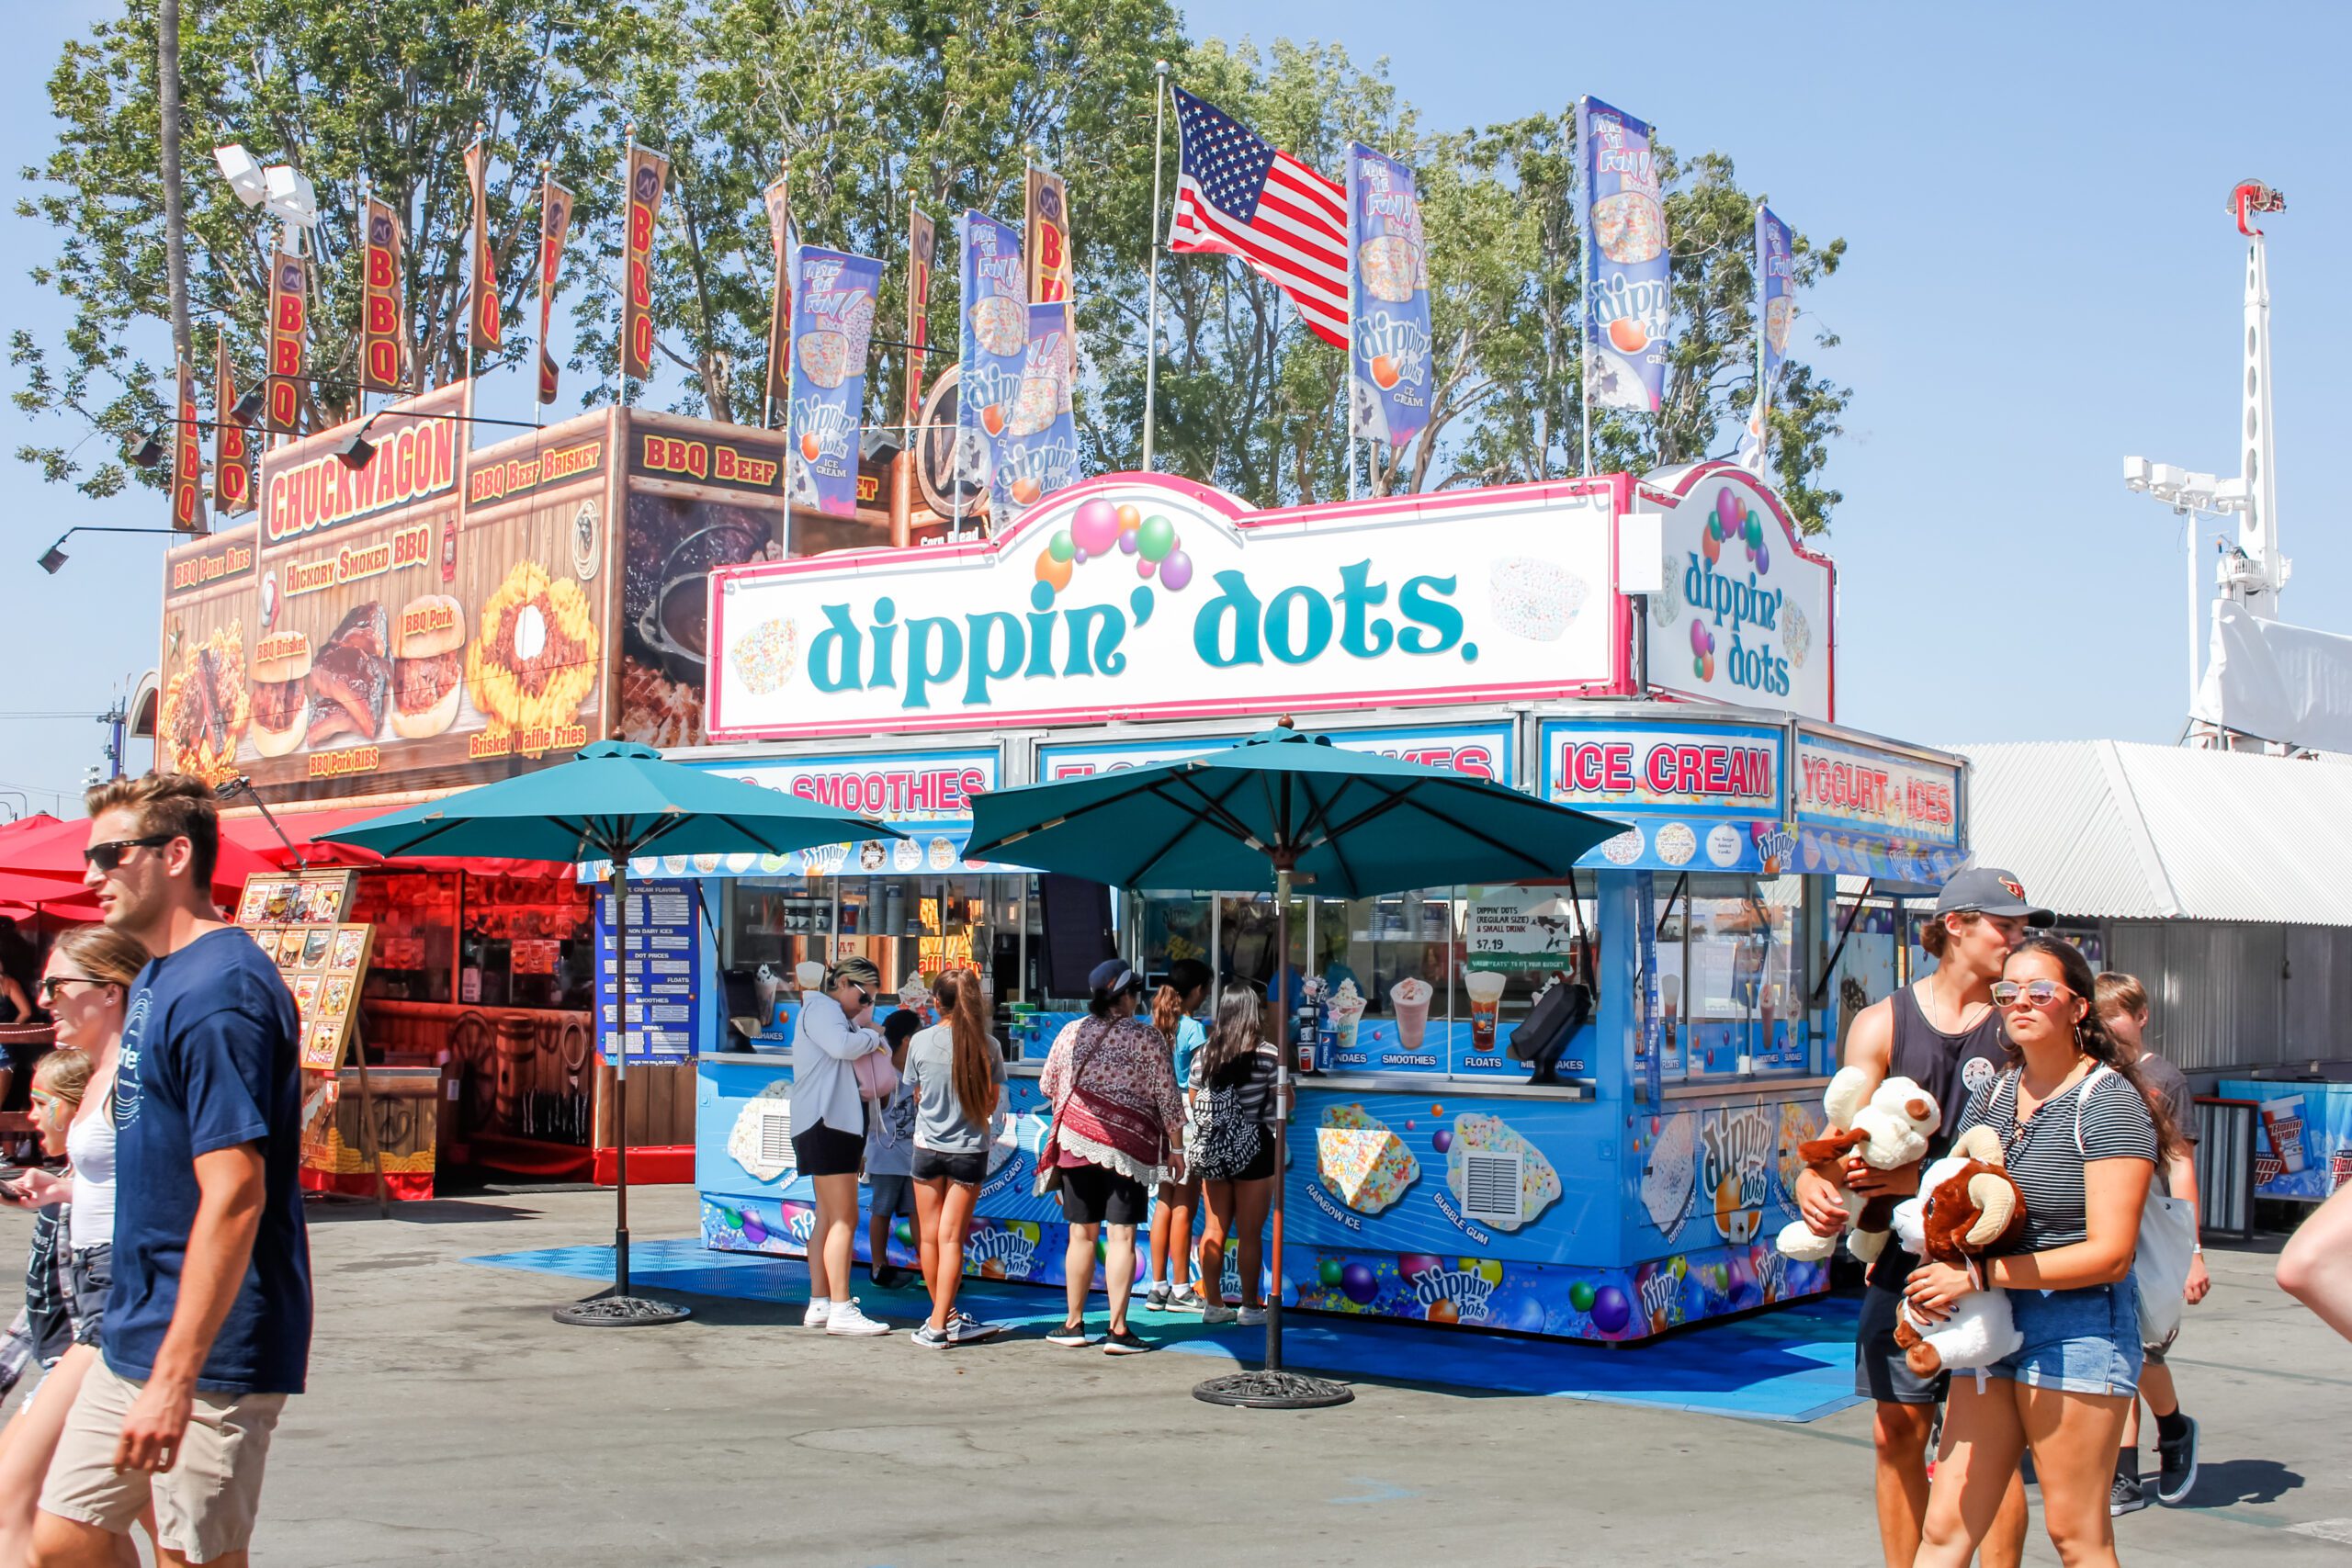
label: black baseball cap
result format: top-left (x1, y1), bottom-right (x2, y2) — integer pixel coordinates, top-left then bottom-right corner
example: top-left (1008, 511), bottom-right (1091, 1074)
top-left (1934, 866), bottom-right (2052, 927)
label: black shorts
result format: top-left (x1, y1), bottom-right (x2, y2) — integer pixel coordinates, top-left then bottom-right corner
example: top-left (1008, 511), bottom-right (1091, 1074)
top-left (1057, 1162), bottom-right (1148, 1227)
top-left (1855, 1247), bottom-right (1949, 1405)
top-left (912, 1146), bottom-right (988, 1187)
top-left (793, 1118), bottom-right (866, 1178)
top-left (1198, 1130), bottom-right (1276, 1184)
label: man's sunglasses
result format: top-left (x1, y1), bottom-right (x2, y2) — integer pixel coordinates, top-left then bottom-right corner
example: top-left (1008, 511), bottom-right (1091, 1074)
top-left (1990, 979), bottom-right (2073, 1008)
top-left (83, 834), bottom-right (176, 874)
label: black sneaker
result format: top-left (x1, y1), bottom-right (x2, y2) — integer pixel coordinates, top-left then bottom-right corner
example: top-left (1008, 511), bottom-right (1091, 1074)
top-left (1102, 1328), bottom-right (1151, 1355)
top-left (1046, 1322), bottom-right (1095, 1348)
top-left (2155, 1416), bottom-right (2199, 1505)
top-left (2110, 1471), bottom-right (2149, 1517)
top-left (870, 1264), bottom-right (913, 1291)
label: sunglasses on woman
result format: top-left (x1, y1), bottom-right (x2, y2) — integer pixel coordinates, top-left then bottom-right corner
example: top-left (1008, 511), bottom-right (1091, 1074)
top-left (38, 976), bottom-right (106, 1003)
top-left (1990, 979), bottom-right (2073, 1008)
top-left (83, 833), bottom-right (175, 874)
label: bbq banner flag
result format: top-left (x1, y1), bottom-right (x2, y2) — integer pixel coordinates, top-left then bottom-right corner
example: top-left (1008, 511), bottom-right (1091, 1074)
top-left (1577, 96), bottom-right (1671, 413)
top-left (1024, 165), bottom-right (1074, 341)
top-left (905, 206), bottom-right (935, 425)
top-left (620, 144), bottom-right (670, 380)
top-left (537, 175), bottom-right (574, 404)
top-left (786, 247), bottom-right (883, 518)
top-left (170, 358), bottom-right (205, 534)
top-left (956, 209), bottom-right (1023, 517)
top-left (1346, 142), bottom-right (1434, 452)
top-left (266, 249), bottom-right (306, 434)
top-left (465, 138), bottom-right (502, 353)
top-left (211, 336), bottom-right (255, 515)
top-left (359, 196), bottom-right (407, 395)
top-left (762, 172), bottom-right (792, 413)
top-left (1739, 206), bottom-right (1793, 474)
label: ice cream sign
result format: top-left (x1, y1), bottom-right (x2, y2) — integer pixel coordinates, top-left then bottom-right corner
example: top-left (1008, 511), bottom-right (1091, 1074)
top-left (1639, 462), bottom-right (1834, 723)
top-left (1539, 718), bottom-right (1791, 874)
top-left (707, 476), bottom-right (1615, 739)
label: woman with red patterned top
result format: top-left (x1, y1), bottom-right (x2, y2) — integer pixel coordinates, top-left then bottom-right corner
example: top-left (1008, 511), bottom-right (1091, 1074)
top-left (1037, 960), bottom-right (1186, 1355)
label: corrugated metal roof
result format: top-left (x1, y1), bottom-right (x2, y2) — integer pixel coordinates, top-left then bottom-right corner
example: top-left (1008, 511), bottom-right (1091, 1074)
top-left (1952, 741), bottom-right (2352, 928)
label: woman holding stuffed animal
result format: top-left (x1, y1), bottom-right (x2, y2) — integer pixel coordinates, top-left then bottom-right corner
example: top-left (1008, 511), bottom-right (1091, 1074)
top-left (1908, 935), bottom-right (2176, 1568)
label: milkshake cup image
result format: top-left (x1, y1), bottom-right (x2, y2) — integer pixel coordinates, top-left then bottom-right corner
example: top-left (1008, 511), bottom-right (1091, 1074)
top-left (1391, 977), bottom-right (1433, 1051)
top-left (2261, 1097), bottom-right (2308, 1174)
top-left (1464, 970), bottom-right (1509, 1053)
top-left (1328, 979), bottom-right (1367, 1055)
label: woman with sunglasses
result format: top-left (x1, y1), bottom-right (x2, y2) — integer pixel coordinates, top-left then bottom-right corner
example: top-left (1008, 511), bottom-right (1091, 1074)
top-left (792, 955), bottom-right (894, 1337)
top-left (0, 926), bottom-right (149, 1566)
top-left (1909, 935), bottom-right (2177, 1568)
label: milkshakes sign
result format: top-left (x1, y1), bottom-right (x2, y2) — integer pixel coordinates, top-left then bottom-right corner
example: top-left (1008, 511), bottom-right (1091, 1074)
top-left (708, 477), bottom-right (1617, 739)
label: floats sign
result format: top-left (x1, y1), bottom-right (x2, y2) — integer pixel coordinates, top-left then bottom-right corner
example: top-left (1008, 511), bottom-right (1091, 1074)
top-left (708, 479), bottom-right (1616, 740)
top-left (1642, 463), bottom-right (1834, 723)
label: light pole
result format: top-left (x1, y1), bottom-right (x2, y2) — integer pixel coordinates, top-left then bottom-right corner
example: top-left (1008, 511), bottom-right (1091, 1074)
top-left (2121, 459), bottom-right (2247, 717)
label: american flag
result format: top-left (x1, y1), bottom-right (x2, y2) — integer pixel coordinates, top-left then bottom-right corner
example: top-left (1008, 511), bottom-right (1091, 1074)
top-left (1170, 86), bottom-right (1349, 347)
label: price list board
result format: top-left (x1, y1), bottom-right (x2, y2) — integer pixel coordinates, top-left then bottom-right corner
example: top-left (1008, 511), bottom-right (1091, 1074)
top-left (594, 879), bottom-right (703, 1063)
top-left (235, 871), bottom-right (374, 1072)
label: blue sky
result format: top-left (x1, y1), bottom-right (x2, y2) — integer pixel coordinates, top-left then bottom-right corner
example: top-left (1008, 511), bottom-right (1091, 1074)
top-left (4, 1), bottom-right (2346, 816)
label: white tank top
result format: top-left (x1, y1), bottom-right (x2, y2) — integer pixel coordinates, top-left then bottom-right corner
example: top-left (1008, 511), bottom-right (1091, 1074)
top-left (65, 1104), bottom-right (117, 1254)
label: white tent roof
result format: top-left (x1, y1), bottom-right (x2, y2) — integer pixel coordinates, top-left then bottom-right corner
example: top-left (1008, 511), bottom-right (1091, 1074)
top-left (1951, 741), bottom-right (2352, 927)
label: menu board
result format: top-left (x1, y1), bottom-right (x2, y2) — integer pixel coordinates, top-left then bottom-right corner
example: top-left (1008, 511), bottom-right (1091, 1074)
top-left (594, 879), bottom-right (702, 1062)
top-left (234, 871), bottom-right (374, 1071)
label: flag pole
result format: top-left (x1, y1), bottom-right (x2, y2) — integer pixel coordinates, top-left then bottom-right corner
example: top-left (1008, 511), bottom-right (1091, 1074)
top-left (465, 123), bottom-right (483, 396)
top-left (1344, 142), bottom-right (1357, 502)
top-left (1142, 60), bottom-right (1170, 472)
top-left (1751, 197), bottom-right (1767, 479)
top-left (779, 174), bottom-right (797, 558)
top-left (1576, 98), bottom-right (1592, 479)
top-left (357, 176), bottom-right (372, 425)
top-left (616, 124), bottom-right (634, 410)
top-left (764, 161), bottom-right (788, 432)
top-left (537, 160), bottom-right (550, 429)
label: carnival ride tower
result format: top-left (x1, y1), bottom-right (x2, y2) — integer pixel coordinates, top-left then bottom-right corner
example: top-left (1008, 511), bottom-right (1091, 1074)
top-left (2225, 180), bottom-right (2289, 617)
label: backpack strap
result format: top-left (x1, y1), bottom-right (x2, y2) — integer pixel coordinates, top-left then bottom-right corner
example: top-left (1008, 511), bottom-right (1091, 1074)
top-left (2075, 1062), bottom-right (2116, 1159)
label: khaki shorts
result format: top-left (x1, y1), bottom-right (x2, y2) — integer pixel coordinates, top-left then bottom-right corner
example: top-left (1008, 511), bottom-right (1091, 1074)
top-left (40, 1356), bottom-right (287, 1563)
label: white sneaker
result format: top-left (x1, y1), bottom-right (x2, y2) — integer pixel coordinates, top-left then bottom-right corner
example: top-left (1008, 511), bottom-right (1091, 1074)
top-left (1202, 1303), bottom-right (1238, 1325)
top-left (825, 1298), bottom-right (891, 1337)
top-left (1238, 1305), bottom-right (1268, 1326)
top-left (802, 1297), bottom-right (831, 1328)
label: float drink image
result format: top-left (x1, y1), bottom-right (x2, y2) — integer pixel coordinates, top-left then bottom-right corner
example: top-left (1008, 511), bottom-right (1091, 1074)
top-left (1465, 970), bottom-right (1509, 1053)
top-left (1329, 979), bottom-right (1366, 1055)
top-left (1390, 976), bottom-right (1433, 1051)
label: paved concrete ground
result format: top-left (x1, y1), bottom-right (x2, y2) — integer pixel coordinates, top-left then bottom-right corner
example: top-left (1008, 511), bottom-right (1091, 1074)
top-left (8, 1187), bottom-right (2346, 1565)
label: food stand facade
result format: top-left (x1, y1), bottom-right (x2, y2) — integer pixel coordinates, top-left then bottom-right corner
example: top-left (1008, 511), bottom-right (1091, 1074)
top-left (677, 462), bottom-right (1973, 1342)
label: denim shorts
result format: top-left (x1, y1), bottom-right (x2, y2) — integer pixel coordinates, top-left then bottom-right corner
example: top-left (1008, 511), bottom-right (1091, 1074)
top-left (1988, 1276), bottom-right (2142, 1397)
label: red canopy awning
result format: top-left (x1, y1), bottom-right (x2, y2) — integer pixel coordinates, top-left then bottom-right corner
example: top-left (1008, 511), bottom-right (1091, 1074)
top-left (0, 815), bottom-right (267, 905)
top-left (220, 807), bottom-right (575, 881)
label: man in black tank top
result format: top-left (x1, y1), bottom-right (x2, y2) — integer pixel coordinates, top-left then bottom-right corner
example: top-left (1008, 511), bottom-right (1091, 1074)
top-left (1793, 868), bottom-right (2051, 1568)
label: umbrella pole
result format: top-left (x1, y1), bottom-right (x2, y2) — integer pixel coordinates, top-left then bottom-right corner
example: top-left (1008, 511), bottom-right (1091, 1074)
top-left (553, 860), bottom-right (688, 1325)
top-left (1193, 860), bottom-right (1351, 1409)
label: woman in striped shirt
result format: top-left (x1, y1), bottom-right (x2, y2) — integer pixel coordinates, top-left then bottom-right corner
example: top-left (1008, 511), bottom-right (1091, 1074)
top-left (1907, 935), bottom-right (2175, 1568)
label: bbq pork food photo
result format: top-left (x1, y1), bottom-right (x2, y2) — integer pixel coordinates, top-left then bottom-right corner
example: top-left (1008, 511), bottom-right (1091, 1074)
top-left (306, 600), bottom-right (390, 747)
top-left (248, 634), bottom-right (312, 758)
top-left (391, 593), bottom-right (465, 739)
top-left (159, 620), bottom-right (251, 776)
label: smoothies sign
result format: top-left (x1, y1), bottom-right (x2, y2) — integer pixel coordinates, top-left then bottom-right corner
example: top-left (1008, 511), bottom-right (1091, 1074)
top-left (709, 476), bottom-right (1615, 739)
top-left (1641, 461), bottom-right (1834, 722)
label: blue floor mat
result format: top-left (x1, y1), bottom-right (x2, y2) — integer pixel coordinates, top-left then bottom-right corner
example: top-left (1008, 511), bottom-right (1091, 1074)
top-left (470, 1238), bottom-right (1865, 1424)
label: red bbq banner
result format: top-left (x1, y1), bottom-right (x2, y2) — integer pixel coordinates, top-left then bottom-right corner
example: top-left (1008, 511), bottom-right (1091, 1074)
top-left (465, 139), bottom-right (502, 353)
top-left (537, 175), bottom-right (574, 404)
top-left (211, 335), bottom-right (255, 515)
top-left (170, 357), bottom-right (205, 534)
top-left (905, 206), bottom-right (934, 424)
top-left (360, 196), bottom-right (407, 394)
top-left (620, 145), bottom-right (670, 381)
top-left (266, 250), bottom-right (306, 434)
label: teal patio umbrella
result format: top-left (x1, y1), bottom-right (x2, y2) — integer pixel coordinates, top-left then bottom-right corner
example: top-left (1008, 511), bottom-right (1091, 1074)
top-left (322, 739), bottom-right (899, 1325)
top-left (966, 720), bottom-right (1625, 1406)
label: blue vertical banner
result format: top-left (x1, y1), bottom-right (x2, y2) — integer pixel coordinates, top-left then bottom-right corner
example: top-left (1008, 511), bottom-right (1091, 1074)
top-left (1345, 141), bottom-right (1433, 453)
top-left (989, 302), bottom-right (1078, 515)
top-left (956, 210), bottom-right (1025, 522)
top-left (1577, 97), bottom-right (1671, 413)
top-left (1739, 206), bottom-right (1793, 473)
top-left (595, 878), bottom-right (703, 1063)
top-left (786, 247), bottom-right (883, 517)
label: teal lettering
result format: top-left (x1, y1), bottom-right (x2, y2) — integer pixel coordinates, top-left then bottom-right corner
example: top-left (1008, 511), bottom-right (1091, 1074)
top-left (1336, 561), bottom-right (1393, 659)
top-left (1396, 575), bottom-right (1463, 653)
top-left (808, 604), bottom-right (864, 693)
top-left (1023, 602), bottom-right (1059, 677)
top-left (963, 612), bottom-right (1024, 706)
top-left (1061, 604), bottom-right (1128, 677)
top-left (903, 616), bottom-right (963, 709)
top-left (1193, 571), bottom-right (1263, 668)
top-left (1265, 584), bottom-right (1332, 665)
top-left (869, 596), bottom-right (900, 691)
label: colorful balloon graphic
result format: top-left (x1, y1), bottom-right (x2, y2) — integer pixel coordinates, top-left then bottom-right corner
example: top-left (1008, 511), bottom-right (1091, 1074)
top-left (1116, 503), bottom-right (1142, 533)
top-left (1071, 498), bottom-right (1123, 557)
top-left (1118, 531), bottom-right (1138, 555)
top-left (1159, 549), bottom-right (1193, 592)
top-left (1318, 1257), bottom-right (1345, 1288)
top-left (1568, 1280), bottom-right (1598, 1313)
top-left (1035, 548), bottom-right (1073, 592)
top-left (1430, 1127), bottom-right (1453, 1155)
top-left (1426, 1299), bottom-right (1459, 1325)
top-left (1137, 514), bottom-right (1177, 562)
top-left (1048, 528), bottom-right (1076, 563)
top-left (1340, 1262), bottom-right (1379, 1304)
top-left (741, 1213), bottom-right (769, 1246)
top-left (1589, 1284), bottom-right (1633, 1335)
top-left (1399, 1254), bottom-right (1442, 1280)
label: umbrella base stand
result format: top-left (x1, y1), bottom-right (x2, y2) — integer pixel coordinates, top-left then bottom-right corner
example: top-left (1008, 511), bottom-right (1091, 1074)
top-left (552, 1291), bottom-right (691, 1326)
top-left (1191, 1370), bottom-right (1354, 1409)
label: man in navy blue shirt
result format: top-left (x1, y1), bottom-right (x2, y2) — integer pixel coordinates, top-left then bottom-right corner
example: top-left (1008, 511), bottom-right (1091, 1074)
top-left (33, 774), bottom-right (309, 1568)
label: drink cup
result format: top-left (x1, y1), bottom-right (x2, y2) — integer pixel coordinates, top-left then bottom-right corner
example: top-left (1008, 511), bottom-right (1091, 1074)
top-left (2263, 1097), bottom-right (2308, 1174)
top-left (1390, 977), bottom-right (1433, 1051)
top-left (1329, 989), bottom-right (1366, 1054)
top-left (1464, 970), bottom-right (1508, 1053)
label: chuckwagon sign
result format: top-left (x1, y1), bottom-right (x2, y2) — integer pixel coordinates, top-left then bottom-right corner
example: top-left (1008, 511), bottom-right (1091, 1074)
top-left (708, 475), bottom-right (1623, 740)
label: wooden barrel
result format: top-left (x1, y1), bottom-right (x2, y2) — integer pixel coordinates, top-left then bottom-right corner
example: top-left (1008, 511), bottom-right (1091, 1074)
top-left (492, 1015), bottom-right (537, 1128)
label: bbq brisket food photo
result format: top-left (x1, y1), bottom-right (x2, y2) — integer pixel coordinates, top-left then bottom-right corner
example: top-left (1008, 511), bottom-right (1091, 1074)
top-left (306, 600), bottom-right (390, 747)
top-left (249, 636), bottom-right (313, 758)
top-left (391, 593), bottom-right (466, 739)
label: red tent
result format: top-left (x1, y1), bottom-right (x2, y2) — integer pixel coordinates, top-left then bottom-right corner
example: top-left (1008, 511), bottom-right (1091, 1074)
top-left (0, 815), bottom-right (273, 906)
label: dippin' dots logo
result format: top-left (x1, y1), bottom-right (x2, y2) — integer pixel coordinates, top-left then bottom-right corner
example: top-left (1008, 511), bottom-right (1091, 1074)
top-left (786, 1209), bottom-right (814, 1247)
top-left (966, 1229), bottom-right (1035, 1277)
top-left (1407, 1268), bottom-right (1495, 1321)
top-left (1638, 1268), bottom-right (1680, 1325)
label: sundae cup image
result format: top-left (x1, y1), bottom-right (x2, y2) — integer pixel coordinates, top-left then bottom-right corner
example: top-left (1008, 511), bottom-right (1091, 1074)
top-left (1327, 979), bottom-right (1367, 1054)
top-left (892, 837), bottom-right (923, 872)
top-left (927, 836), bottom-right (957, 871)
top-left (1464, 969), bottom-right (1509, 1053)
top-left (1390, 976), bottom-right (1433, 1051)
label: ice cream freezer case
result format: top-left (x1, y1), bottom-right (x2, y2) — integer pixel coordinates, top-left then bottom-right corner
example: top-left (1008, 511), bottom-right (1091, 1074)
top-left (695, 1054), bottom-right (1832, 1343)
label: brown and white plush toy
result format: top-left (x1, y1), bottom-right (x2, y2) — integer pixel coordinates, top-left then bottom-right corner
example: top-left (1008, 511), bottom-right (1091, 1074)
top-left (1775, 1066), bottom-right (1944, 1267)
top-left (1890, 1126), bottom-right (2026, 1377)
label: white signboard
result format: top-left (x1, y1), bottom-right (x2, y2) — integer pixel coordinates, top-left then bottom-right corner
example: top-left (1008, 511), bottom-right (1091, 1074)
top-left (1037, 720), bottom-right (1515, 784)
top-left (709, 477), bottom-right (1616, 740)
top-left (1640, 463), bottom-right (1834, 722)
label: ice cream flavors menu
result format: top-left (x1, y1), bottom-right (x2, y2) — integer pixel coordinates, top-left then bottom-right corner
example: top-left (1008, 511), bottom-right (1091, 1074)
top-left (594, 879), bottom-right (703, 1062)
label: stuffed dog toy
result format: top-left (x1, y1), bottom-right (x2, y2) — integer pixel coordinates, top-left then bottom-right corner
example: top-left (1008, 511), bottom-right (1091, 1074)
top-left (1775, 1066), bottom-right (1942, 1267)
top-left (1890, 1125), bottom-right (2026, 1377)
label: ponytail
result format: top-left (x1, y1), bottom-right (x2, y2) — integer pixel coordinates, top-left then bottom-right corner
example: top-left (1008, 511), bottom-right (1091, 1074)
top-left (935, 968), bottom-right (996, 1132)
top-left (1149, 984), bottom-right (1183, 1046)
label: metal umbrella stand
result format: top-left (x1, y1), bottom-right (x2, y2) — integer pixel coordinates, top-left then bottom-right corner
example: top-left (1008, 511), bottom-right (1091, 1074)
top-left (967, 719), bottom-right (1624, 1408)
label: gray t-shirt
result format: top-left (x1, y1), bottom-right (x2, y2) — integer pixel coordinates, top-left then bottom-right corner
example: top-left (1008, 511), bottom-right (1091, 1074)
top-left (2137, 1051), bottom-right (2198, 1148)
top-left (904, 1023), bottom-right (1006, 1153)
